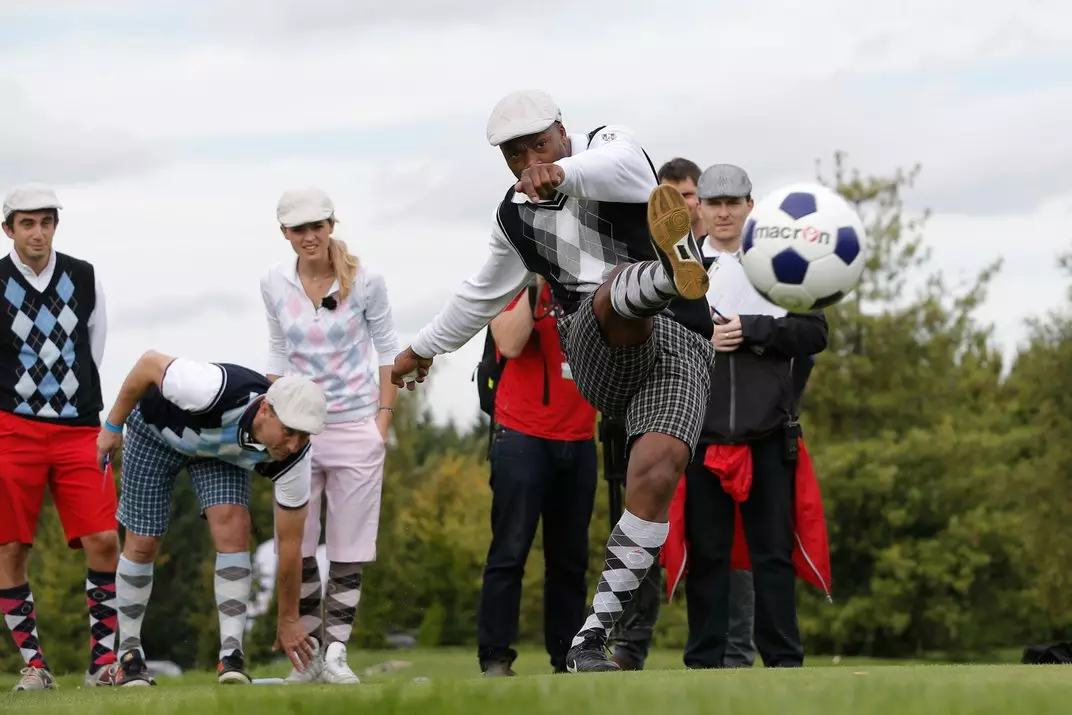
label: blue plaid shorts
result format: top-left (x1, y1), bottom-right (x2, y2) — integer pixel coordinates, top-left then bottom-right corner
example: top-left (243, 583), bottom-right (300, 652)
top-left (116, 408), bottom-right (251, 537)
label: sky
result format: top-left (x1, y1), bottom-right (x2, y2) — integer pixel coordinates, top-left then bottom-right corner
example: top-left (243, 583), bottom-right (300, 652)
top-left (1, 0), bottom-right (1069, 428)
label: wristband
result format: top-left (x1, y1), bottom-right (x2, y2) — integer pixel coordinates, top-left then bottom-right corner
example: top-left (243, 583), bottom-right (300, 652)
top-left (104, 420), bottom-right (124, 434)
top-left (378, 407), bottom-right (394, 413)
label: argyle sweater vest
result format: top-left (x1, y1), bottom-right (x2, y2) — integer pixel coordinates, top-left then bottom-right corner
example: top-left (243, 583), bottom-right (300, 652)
top-left (494, 127), bottom-right (713, 340)
top-left (0, 252), bottom-right (102, 426)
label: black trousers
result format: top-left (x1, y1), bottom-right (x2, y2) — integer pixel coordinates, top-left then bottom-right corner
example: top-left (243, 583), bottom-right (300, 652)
top-left (683, 428), bottom-right (804, 668)
top-left (477, 426), bottom-right (597, 672)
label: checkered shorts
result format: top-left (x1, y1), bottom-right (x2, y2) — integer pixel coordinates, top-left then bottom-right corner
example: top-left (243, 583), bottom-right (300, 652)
top-left (116, 408), bottom-right (251, 537)
top-left (558, 293), bottom-right (715, 459)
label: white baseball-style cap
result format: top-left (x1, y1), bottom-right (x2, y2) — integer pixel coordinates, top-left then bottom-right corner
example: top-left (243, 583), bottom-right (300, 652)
top-left (3, 184), bottom-right (63, 221)
top-left (265, 376), bottom-right (327, 435)
top-left (276, 187), bottom-right (336, 228)
top-left (486, 89), bottom-right (563, 146)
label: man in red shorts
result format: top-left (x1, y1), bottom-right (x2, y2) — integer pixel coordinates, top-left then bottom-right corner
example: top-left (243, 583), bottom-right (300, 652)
top-left (0, 184), bottom-right (121, 691)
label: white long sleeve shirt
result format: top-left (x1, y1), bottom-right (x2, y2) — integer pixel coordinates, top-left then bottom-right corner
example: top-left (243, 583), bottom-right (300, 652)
top-left (260, 259), bottom-right (401, 423)
top-left (410, 124), bottom-right (657, 358)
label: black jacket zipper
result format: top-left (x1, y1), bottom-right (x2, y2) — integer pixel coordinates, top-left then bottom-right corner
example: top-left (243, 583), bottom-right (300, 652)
top-left (728, 353), bottom-right (737, 437)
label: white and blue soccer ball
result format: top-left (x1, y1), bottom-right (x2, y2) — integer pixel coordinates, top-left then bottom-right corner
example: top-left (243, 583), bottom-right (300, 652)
top-left (740, 182), bottom-right (867, 312)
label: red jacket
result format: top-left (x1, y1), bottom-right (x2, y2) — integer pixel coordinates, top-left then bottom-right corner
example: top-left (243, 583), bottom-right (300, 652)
top-left (660, 437), bottom-right (833, 603)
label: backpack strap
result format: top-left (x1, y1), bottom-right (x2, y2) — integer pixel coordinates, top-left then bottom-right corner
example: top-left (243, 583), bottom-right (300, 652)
top-left (527, 284), bottom-right (551, 406)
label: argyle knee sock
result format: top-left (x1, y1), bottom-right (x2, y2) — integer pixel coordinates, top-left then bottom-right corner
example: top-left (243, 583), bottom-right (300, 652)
top-left (116, 555), bottom-right (153, 657)
top-left (0, 583), bottom-right (49, 669)
top-left (86, 569), bottom-right (118, 672)
top-left (324, 562), bottom-right (362, 646)
top-left (571, 510), bottom-right (668, 647)
top-left (609, 262), bottom-right (677, 320)
top-left (215, 552), bottom-right (252, 659)
top-left (299, 556), bottom-right (323, 645)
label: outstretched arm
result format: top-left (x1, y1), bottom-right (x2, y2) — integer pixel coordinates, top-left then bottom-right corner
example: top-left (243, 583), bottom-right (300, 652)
top-left (409, 222), bottom-right (533, 359)
top-left (553, 125), bottom-right (657, 203)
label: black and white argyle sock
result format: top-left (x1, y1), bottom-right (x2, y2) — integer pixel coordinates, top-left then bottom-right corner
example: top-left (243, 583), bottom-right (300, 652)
top-left (609, 262), bottom-right (677, 320)
top-left (298, 557), bottom-right (324, 644)
top-left (571, 510), bottom-right (668, 647)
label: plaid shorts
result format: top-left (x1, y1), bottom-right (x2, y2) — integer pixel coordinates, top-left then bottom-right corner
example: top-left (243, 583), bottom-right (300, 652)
top-left (558, 293), bottom-right (715, 459)
top-left (116, 408), bottom-right (251, 537)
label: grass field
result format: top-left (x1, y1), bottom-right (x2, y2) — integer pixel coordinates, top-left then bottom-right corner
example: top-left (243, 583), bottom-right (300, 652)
top-left (1, 647), bottom-right (1067, 714)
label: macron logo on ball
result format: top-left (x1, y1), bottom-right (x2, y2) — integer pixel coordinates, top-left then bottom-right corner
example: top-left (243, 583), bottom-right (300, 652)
top-left (754, 224), bottom-right (832, 245)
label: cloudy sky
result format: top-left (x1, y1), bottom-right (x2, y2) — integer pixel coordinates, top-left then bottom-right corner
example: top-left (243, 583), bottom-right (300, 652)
top-left (1, 0), bottom-right (1068, 427)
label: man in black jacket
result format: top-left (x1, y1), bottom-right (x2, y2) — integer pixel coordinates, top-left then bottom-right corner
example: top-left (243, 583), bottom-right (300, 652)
top-left (682, 164), bottom-right (828, 669)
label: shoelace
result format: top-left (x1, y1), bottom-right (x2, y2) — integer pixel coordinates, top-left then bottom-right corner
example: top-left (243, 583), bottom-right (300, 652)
top-left (18, 667), bottom-right (45, 685)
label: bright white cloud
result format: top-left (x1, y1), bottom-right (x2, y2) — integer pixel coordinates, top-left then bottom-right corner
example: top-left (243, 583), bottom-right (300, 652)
top-left (0, 0), bottom-right (1068, 426)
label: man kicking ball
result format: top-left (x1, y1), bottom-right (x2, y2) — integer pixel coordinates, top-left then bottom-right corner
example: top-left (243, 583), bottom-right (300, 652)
top-left (392, 89), bottom-right (716, 673)
top-left (96, 351), bottom-right (323, 685)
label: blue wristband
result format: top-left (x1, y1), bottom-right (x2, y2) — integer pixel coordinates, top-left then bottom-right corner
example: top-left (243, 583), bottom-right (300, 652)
top-left (104, 420), bottom-right (123, 434)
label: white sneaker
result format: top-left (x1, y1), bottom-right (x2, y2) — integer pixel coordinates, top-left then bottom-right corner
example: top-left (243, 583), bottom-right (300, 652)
top-left (321, 642), bottom-right (360, 685)
top-left (284, 640), bottom-right (324, 684)
top-left (13, 666), bottom-right (56, 691)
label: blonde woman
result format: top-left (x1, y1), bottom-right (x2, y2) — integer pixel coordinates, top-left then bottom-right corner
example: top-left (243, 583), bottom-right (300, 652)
top-left (259, 187), bottom-right (400, 684)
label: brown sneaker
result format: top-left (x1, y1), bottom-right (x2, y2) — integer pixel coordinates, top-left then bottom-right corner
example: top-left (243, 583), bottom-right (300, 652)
top-left (647, 184), bottom-right (709, 300)
top-left (13, 666), bottom-right (56, 692)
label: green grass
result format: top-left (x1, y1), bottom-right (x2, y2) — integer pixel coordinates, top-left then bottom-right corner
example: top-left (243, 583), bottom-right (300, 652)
top-left (1, 647), bottom-right (1066, 714)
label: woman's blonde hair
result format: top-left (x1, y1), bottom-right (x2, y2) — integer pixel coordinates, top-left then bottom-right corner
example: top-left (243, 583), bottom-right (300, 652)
top-left (327, 229), bottom-right (360, 302)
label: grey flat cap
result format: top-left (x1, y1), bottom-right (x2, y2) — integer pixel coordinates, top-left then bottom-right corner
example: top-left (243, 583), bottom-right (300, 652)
top-left (697, 164), bottom-right (752, 199)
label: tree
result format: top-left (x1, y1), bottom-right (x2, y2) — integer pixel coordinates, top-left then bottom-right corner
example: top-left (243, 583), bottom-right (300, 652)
top-left (794, 153), bottom-right (1039, 658)
top-left (1001, 246), bottom-right (1072, 633)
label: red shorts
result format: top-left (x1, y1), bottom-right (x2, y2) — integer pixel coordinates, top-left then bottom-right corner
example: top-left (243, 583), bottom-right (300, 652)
top-left (0, 411), bottom-right (118, 549)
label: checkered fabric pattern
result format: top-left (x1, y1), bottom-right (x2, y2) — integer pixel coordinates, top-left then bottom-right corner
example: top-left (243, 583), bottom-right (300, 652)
top-left (558, 294), bottom-right (715, 458)
top-left (117, 408), bottom-right (252, 537)
top-left (3, 271), bottom-right (84, 418)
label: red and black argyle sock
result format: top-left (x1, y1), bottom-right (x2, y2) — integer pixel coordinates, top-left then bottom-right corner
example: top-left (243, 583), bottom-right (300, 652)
top-left (0, 583), bottom-right (49, 670)
top-left (86, 569), bottom-right (118, 673)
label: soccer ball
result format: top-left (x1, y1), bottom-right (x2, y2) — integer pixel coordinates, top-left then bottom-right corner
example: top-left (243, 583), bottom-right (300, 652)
top-left (740, 182), bottom-right (867, 312)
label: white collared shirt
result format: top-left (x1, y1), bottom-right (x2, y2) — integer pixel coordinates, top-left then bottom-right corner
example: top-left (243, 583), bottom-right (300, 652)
top-left (8, 248), bottom-right (107, 368)
top-left (705, 246), bottom-right (787, 319)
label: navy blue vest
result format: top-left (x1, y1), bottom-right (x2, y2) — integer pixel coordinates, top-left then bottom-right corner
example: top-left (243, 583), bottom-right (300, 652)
top-left (0, 252), bottom-right (102, 426)
top-left (138, 362), bottom-right (306, 481)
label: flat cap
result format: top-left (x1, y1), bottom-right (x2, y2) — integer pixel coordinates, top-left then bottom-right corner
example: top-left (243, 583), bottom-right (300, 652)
top-left (697, 164), bottom-right (752, 199)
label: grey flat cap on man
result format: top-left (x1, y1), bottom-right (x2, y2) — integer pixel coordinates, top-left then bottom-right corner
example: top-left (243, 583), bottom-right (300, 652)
top-left (697, 164), bottom-right (752, 200)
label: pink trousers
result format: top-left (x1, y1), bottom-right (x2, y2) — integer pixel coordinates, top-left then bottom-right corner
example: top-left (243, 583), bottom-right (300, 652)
top-left (301, 415), bottom-right (386, 563)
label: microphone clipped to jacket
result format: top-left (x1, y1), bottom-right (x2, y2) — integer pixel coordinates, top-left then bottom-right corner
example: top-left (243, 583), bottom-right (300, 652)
top-left (320, 295), bottom-right (337, 311)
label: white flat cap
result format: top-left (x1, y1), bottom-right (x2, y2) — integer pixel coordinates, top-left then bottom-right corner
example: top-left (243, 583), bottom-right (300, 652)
top-left (3, 184), bottom-right (63, 221)
top-left (486, 89), bottom-right (562, 146)
top-left (276, 187), bottom-right (336, 228)
top-left (266, 375), bottom-right (327, 435)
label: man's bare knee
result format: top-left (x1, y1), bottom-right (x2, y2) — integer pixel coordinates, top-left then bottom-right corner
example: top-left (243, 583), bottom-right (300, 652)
top-left (205, 505), bottom-right (251, 553)
top-left (623, 433), bottom-right (691, 521)
top-left (81, 531), bottom-right (120, 572)
top-left (123, 533), bottom-right (162, 564)
top-left (0, 542), bottom-right (30, 588)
